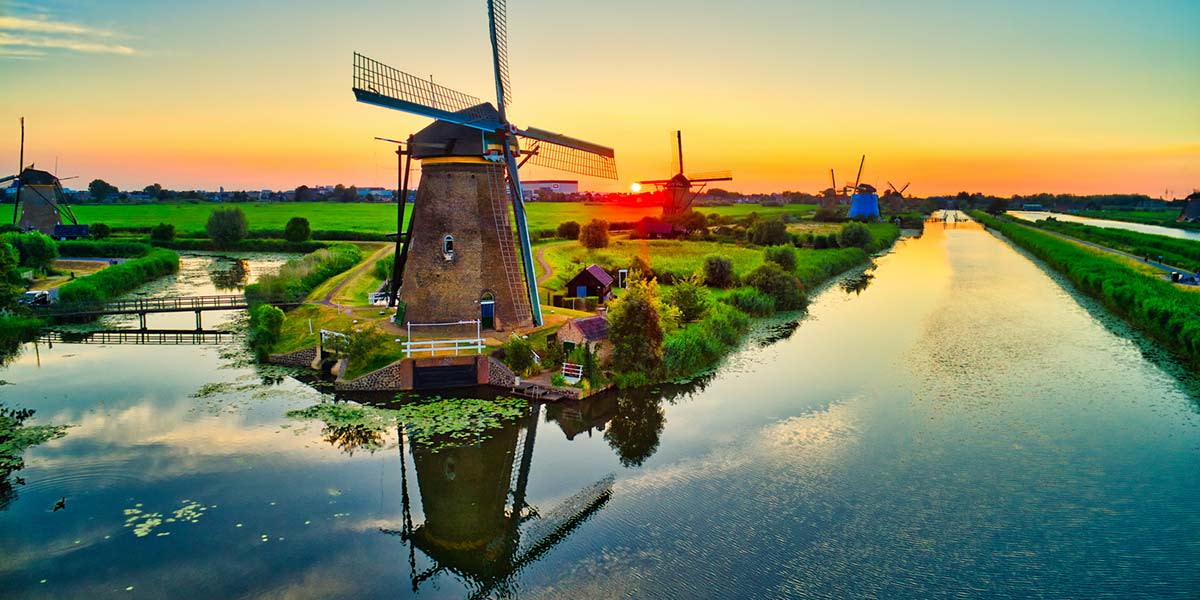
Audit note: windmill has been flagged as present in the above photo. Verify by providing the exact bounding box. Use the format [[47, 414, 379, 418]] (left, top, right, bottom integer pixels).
[[843, 154, 880, 221], [3, 118, 82, 236], [351, 0, 617, 329], [886, 181, 910, 198], [637, 130, 731, 216]]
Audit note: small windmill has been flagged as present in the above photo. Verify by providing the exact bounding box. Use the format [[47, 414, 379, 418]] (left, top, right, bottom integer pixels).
[[352, 0, 617, 329], [886, 181, 910, 197], [843, 154, 880, 221], [2, 118, 81, 236], [637, 130, 731, 216]]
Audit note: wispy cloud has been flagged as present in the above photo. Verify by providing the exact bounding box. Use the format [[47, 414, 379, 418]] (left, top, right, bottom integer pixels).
[[0, 13, 134, 57]]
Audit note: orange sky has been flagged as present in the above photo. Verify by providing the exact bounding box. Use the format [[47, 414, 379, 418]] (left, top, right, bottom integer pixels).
[[1, 1, 1197, 197]]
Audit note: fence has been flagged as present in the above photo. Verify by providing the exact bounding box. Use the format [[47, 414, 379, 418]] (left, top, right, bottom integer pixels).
[[562, 362, 583, 384], [403, 319, 484, 358]]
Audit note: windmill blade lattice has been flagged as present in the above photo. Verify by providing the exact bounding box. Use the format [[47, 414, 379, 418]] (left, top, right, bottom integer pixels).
[[487, 0, 512, 110], [352, 53, 501, 130], [518, 131, 618, 180]]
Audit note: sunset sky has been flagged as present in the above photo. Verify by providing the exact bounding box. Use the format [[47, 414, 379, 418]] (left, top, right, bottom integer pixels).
[[1, 0, 1197, 197]]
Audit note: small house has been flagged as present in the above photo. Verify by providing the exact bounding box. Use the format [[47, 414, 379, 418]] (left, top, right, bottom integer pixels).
[[564, 264, 614, 301], [555, 315, 611, 363]]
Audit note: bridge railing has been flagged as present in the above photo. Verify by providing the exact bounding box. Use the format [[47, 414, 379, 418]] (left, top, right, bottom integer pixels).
[[402, 337, 486, 358], [36, 294, 301, 316]]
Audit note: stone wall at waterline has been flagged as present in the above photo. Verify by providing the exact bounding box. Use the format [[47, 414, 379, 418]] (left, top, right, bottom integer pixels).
[[268, 347, 318, 368]]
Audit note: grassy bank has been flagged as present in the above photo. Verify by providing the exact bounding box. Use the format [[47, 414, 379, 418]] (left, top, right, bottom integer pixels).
[[1077, 210, 1199, 231], [974, 211, 1200, 367], [75, 202, 818, 237], [245, 244, 364, 303], [1027, 217, 1200, 272], [56, 248, 180, 304]]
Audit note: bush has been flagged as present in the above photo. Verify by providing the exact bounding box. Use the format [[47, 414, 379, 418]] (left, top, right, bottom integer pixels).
[[663, 302, 750, 378], [667, 272, 709, 323], [608, 277, 666, 381], [206, 207, 249, 248], [56, 248, 180, 305], [722, 287, 776, 316], [764, 245, 796, 272], [345, 328, 390, 372], [56, 240, 149, 258], [838, 222, 874, 250], [744, 262, 806, 311], [813, 206, 847, 222], [373, 256, 395, 281], [1, 232, 58, 272], [556, 220, 581, 240], [150, 222, 176, 242], [748, 220, 789, 246], [703, 255, 735, 288], [284, 217, 312, 243], [244, 244, 364, 303], [500, 335, 538, 376], [90, 223, 111, 240], [153, 238, 326, 253], [248, 304, 285, 358], [580, 218, 610, 249]]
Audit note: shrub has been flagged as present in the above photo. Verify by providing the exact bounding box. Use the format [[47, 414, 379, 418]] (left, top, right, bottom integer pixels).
[[345, 328, 390, 372], [500, 335, 538, 376], [248, 304, 285, 358], [748, 220, 789, 246], [580, 218, 610, 249], [90, 223, 111, 240], [556, 220, 581, 240], [0, 241, 22, 307], [663, 302, 750, 378], [1, 232, 57, 272], [608, 277, 666, 381], [744, 262, 806, 311], [722, 287, 776, 316], [206, 207, 249, 248], [244, 244, 363, 303], [838, 222, 874, 250], [56, 248, 180, 305], [667, 272, 709, 323], [763, 245, 797, 272], [703, 255, 735, 288], [550, 372, 567, 387], [631, 255, 653, 281], [284, 217, 312, 243], [150, 222, 176, 242], [373, 256, 395, 281], [813, 206, 847, 222]]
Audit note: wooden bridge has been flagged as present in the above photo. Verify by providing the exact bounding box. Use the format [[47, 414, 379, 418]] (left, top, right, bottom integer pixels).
[[34, 294, 302, 329], [40, 329, 236, 346]]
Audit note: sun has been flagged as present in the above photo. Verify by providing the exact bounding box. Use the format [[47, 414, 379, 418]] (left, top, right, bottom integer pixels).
[[630, 182, 642, 193]]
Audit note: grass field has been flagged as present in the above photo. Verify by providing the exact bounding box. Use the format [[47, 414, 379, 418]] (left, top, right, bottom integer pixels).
[[72, 202, 818, 236], [539, 239, 767, 291]]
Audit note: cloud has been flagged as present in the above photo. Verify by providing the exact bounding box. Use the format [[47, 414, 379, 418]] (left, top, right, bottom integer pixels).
[[0, 14, 134, 56]]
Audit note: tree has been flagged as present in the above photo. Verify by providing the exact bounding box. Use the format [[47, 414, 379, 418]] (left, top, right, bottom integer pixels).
[[500, 335, 538, 376], [607, 277, 666, 382], [667, 272, 709, 323], [206, 207, 249, 248], [580, 218, 609, 249], [150, 222, 175, 242], [1, 232, 57, 272], [748, 219, 789, 246], [604, 393, 666, 467], [556, 220, 581, 240], [745, 262, 806, 311], [986, 197, 1008, 215], [294, 185, 315, 203], [703, 255, 734, 288], [813, 206, 847, 223], [0, 241, 22, 307], [143, 183, 163, 198], [763, 245, 796, 272], [88, 179, 118, 203], [284, 217, 312, 243], [631, 255, 653, 281], [837, 222, 874, 250], [89, 223, 111, 240]]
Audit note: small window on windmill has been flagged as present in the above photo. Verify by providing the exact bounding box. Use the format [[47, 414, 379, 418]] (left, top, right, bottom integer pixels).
[[442, 234, 455, 261]]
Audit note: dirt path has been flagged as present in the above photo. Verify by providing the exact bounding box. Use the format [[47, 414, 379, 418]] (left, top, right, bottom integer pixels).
[[536, 241, 571, 285], [319, 244, 395, 306]]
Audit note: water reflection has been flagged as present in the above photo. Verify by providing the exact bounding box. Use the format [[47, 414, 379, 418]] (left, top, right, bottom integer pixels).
[[840, 268, 875, 296], [388, 406, 614, 598], [206, 258, 249, 291]]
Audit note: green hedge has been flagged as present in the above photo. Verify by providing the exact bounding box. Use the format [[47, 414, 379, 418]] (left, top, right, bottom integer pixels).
[[244, 244, 364, 303], [1029, 218, 1200, 273], [56, 240, 150, 258], [56, 248, 180, 305], [974, 211, 1200, 367], [152, 238, 327, 253]]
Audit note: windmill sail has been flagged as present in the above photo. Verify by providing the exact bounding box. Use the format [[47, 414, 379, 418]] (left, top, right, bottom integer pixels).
[[516, 127, 617, 179], [486, 0, 512, 111], [352, 53, 503, 131]]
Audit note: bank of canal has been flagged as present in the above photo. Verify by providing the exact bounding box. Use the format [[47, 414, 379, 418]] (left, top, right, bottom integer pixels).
[[0, 215, 1196, 598]]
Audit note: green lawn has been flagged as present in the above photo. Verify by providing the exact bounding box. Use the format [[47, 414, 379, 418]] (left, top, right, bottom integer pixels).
[[73, 202, 818, 236], [540, 238, 766, 291]]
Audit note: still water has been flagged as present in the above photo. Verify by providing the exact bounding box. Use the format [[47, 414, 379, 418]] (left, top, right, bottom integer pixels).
[[1, 217, 1197, 598], [1009, 210, 1200, 242]]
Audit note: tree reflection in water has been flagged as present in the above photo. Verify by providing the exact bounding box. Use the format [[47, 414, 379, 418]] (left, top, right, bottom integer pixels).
[[604, 391, 666, 468], [840, 267, 875, 296], [208, 258, 249, 290], [0, 402, 69, 511]]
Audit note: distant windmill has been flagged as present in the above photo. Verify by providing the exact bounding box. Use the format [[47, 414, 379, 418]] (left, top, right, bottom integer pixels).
[[843, 154, 880, 221], [352, 0, 617, 329], [2, 118, 82, 237], [886, 181, 910, 197], [637, 130, 731, 216]]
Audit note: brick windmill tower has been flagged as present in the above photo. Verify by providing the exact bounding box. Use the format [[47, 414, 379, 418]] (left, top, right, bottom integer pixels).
[[352, 0, 617, 330]]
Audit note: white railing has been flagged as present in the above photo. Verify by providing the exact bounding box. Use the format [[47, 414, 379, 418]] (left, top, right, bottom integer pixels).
[[402, 337, 486, 357], [562, 362, 583, 384], [404, 319, 484, 357]]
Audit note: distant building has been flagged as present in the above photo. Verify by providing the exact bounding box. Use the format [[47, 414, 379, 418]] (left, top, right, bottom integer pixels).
[[564, 264, 614, 301], [1180, 192, 1200, 223], [522, 180, 578, 200]]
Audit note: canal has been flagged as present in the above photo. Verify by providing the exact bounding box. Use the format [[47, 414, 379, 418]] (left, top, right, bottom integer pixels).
[[1009, 210, 1200, 242], [1, 215, 1197, 598]]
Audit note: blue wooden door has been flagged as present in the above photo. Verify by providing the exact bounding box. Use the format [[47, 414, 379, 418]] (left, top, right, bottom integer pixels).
[[481, 301, 495, 329], [576, 285, 588, 298]]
